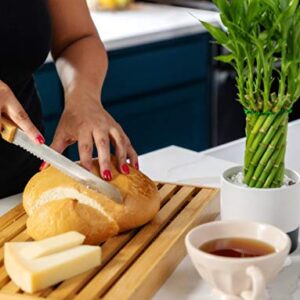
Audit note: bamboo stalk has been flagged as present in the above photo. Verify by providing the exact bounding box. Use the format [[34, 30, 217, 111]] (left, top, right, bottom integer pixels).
[[245, 123, 284, 185], [246, 115, 267, 148], [255, 147, 283, 188], [272, 162, 285, 188], [244, 112, 288, 187], [263, 160, 283, 188], [247, 113, 285, 169]]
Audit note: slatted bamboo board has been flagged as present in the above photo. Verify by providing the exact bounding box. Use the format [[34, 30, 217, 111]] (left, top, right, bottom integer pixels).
[[0, 182, 219, 300]]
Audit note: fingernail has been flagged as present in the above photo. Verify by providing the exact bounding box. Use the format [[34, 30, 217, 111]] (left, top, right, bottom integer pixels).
[[36, 135, 45, 145], [39, 161, 48, 171], [135, 162, 139, 170], [121, 164, 130, 174], [103, 170, 112, 181]]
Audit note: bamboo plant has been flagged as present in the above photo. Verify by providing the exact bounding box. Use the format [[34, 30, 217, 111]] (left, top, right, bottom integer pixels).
[[201, 0, 300, 188]]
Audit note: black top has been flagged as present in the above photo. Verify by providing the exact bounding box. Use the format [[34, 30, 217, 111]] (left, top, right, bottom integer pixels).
[[0, 0, 51, 198]]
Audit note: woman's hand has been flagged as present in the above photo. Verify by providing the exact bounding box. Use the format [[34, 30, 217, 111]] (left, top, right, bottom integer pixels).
[[50, 88, 138, 180], [0, 80, 45, 144]]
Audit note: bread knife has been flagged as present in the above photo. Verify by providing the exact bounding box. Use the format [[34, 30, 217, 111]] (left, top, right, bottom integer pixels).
[[0, 117, 122, 204]]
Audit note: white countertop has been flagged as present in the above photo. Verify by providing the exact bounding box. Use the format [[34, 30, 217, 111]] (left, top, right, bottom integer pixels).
[[2, 120, 300, 299], [46, 2, 220, 62], [91, 2, 220, 51]]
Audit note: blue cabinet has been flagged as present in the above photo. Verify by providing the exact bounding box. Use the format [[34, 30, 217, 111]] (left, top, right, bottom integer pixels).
[[102, 34, 209, 102], [107, 82, 210, 154], [34, 33, 212, 160]]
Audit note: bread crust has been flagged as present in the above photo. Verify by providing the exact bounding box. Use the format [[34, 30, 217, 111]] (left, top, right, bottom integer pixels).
[[23, 159, 160, 245]]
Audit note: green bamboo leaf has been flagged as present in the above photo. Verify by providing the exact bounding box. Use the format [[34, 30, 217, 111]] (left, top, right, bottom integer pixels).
[[246, 0, 262, 26], [279, 0, 289, 10], [212, 0, 231, 19], [294, 71, 300, 98], [261, 0, 278, 12], [230, 0, 246, 23], [258, 31, 268, 41], [282, 0, 299, 18], [220, 13, 231, 28], [200, 21, 228, 44], [287, 58, 300, 64], [223, 39, 235, 52], [225, 20, 256, 43], [214, 54, 234, 63], [294, 10, 300, 38], [212, 0, 232, 27]]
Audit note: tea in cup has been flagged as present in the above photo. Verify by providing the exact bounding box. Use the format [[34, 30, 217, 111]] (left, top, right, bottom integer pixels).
[[185, 220, 291, 300]]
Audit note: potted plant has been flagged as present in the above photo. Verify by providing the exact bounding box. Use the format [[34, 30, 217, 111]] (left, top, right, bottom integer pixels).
[[201, 0, 300, 252]]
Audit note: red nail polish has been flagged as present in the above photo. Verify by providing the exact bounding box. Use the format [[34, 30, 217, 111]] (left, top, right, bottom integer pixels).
[[36, 135, 45, 145], [103, 170, 112, 181], [39, 161, 47, 171], [135, 162, 139, 170], [121, 164, 130, 174]]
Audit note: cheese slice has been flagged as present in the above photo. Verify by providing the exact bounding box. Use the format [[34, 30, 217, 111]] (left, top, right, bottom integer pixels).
[[4, 231, 101, 293], [19, 231, 85, 259]]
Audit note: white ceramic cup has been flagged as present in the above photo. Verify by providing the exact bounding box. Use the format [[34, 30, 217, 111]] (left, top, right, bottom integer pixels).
[[185, 220, 291, 300]]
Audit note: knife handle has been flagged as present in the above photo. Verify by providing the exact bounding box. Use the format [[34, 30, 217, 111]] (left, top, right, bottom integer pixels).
[[1, 117, 17, 143]]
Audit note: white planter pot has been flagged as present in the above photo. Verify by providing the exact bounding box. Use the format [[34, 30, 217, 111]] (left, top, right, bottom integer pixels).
[[221, 166, 300, 252]]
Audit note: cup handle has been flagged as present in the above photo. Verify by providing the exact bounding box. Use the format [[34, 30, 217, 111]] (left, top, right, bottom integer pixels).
[[240, 266, 266, 300]]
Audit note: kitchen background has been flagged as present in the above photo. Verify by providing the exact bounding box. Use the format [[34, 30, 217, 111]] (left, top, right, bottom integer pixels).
[[35, 0, 300, 160]]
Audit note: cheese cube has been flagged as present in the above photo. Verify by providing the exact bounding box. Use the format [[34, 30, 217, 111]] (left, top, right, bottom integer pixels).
[[4, 231, 101, 293]]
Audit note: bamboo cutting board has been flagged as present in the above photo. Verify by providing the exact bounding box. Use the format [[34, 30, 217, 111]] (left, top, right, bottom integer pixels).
[[0, 182, 219, 300]]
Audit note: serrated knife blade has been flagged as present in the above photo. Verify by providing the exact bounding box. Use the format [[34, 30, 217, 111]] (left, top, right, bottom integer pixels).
[[1, 118, 122, 204]]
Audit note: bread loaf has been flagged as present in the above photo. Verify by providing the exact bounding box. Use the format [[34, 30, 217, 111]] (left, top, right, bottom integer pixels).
[[23, 159, 160, 245]]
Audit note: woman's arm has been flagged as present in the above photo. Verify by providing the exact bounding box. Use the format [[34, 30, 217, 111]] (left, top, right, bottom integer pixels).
[[49, 0, 107, 97], [48, 0, 138, 180]]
